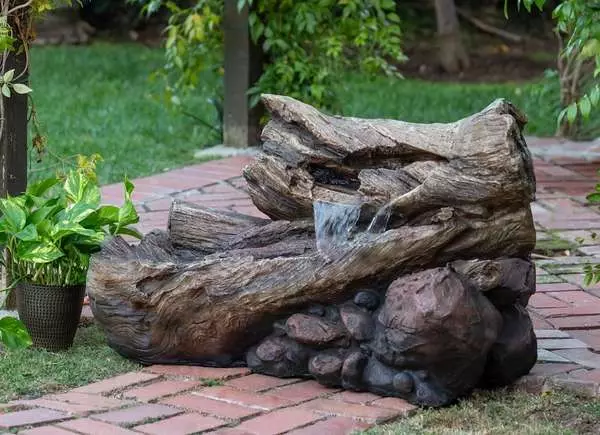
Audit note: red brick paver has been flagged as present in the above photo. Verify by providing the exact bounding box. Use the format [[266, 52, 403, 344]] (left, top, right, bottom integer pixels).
[[71, 372, 161, 395], [91, 404, 182, 426], [224, 374, 300, 392], [0, 409, 70, 430], [123, 380, 201, 402], [57, 418, 140, 434], [286, 417, 372, 435], [144, 365, 250, 380], [18, 427, 75, 435], [133, 413, 227, 434], [192, 386, 294, 410], [235, 408, 323, 435], [162, 394, 261, 420], [300, 398, 402, 423]]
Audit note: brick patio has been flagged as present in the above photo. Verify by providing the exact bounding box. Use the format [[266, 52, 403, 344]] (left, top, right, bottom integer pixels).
[[3, 137, 600, 434]]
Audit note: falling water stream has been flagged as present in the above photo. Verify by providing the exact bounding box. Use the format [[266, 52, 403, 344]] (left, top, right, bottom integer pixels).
[[313, 200, 393, 257], [313, 200, 361, 256], [366, 203, 393, 234]]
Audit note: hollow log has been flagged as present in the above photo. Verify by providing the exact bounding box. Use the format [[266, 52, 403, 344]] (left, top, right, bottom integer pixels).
[[88, 96, 537, 407], [244, 95, 534, 222]]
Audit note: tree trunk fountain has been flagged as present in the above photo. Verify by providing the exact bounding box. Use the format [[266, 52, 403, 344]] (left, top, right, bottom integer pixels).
[[88, 95, 537, 406]]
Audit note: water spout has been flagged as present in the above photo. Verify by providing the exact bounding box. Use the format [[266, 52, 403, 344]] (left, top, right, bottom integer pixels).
[[313, 200, 361, 256], [367, 203, 393, 234]]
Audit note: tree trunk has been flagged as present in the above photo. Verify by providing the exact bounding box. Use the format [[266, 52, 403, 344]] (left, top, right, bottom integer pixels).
[[223, 0, 263, 147], [434, 0, 470, 73], [89, 95, 537, 407]]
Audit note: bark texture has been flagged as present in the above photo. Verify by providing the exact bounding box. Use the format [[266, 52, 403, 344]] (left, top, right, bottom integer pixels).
[[89, 95, 537, 406]]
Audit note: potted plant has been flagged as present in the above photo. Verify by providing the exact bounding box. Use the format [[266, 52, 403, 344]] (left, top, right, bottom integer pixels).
[[0, 155, 141, 351]]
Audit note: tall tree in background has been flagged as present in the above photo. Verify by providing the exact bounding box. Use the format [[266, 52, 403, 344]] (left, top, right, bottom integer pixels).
[[434, 0, 470, 72]]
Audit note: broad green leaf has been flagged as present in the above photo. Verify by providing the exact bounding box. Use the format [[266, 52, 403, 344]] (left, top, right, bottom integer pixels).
[[2, 68, 14, 83], [11, 83, 32, 95], [16, 241, 64, 264], [0, 217, 8, 245], [29, 205, 59, 225], [591, 86, 600, 107], [387, 12, 400, 23], [52, 222, 100, 241], [81, 182, 101, 207], [1, 83, 10, 98], [115, 226, 143, 239], [81, 205, 120, 228], [15, 224, 38, 242], [97, 205, 120, 224], [118, 178, 139, 227], [26, 177, 59, 197], [587, 192, 600, 203], [557, 107, 567, 129], [581, 39, 600, 59], [118, 201, 139, 228], [566, 103, 578, 124], [118, 203, 139, 229], [534, 0, 546, 11], [0, 198, 26, 232], [35, 220, 53, 238], [70, 237, 105, 253], [579, 95, 592, 119], [124, 177, 135, 200], [64, 170, 86, 203], [0, 317, 32, 349], [63, 202, 96, 223]]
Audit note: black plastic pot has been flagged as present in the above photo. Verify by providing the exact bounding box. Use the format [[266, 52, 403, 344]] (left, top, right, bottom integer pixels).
[[16, 283, 86, 351]]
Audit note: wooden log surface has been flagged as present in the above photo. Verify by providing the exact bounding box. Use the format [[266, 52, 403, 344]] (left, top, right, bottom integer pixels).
[[244, 95, 535, 222], [88, 96, 536, 370]]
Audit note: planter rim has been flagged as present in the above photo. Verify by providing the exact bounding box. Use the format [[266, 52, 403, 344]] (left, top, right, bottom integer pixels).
[[18, 282, 86, 290]]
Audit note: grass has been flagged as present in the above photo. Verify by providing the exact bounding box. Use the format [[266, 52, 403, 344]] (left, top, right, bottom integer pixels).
[[366, 389, 600, 435], [336, 73, 599, 139], [0, 323, 139, 402], [28, 43, 599, 186], [28, 43, 220, 185]]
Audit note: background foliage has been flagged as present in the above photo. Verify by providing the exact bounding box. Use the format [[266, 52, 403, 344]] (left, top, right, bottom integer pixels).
[[510, 0, 600, 126], [135, 0, 405, 111]]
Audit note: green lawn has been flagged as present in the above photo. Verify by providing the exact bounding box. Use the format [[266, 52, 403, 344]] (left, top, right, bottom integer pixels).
[[367, 389, 600, 435], [29, 43, 219, 185], [0, 324, 139, 402], [337, 74, 576, 138], [29, 43, 598, 185]]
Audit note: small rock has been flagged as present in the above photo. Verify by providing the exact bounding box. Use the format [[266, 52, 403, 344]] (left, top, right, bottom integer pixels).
[[341, 350, 367, 390], [286, 313, 348, 347], [247, 335, 311, 378], [309, 351, 344, 386], [340, 304, 375, 342], [353, 291, 380, 311], [306, 304, 326, 317], [393, 372, 414, 393]]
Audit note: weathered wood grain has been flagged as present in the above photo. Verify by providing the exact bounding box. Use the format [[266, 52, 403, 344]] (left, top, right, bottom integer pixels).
[[88, 95, 536, 393]]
